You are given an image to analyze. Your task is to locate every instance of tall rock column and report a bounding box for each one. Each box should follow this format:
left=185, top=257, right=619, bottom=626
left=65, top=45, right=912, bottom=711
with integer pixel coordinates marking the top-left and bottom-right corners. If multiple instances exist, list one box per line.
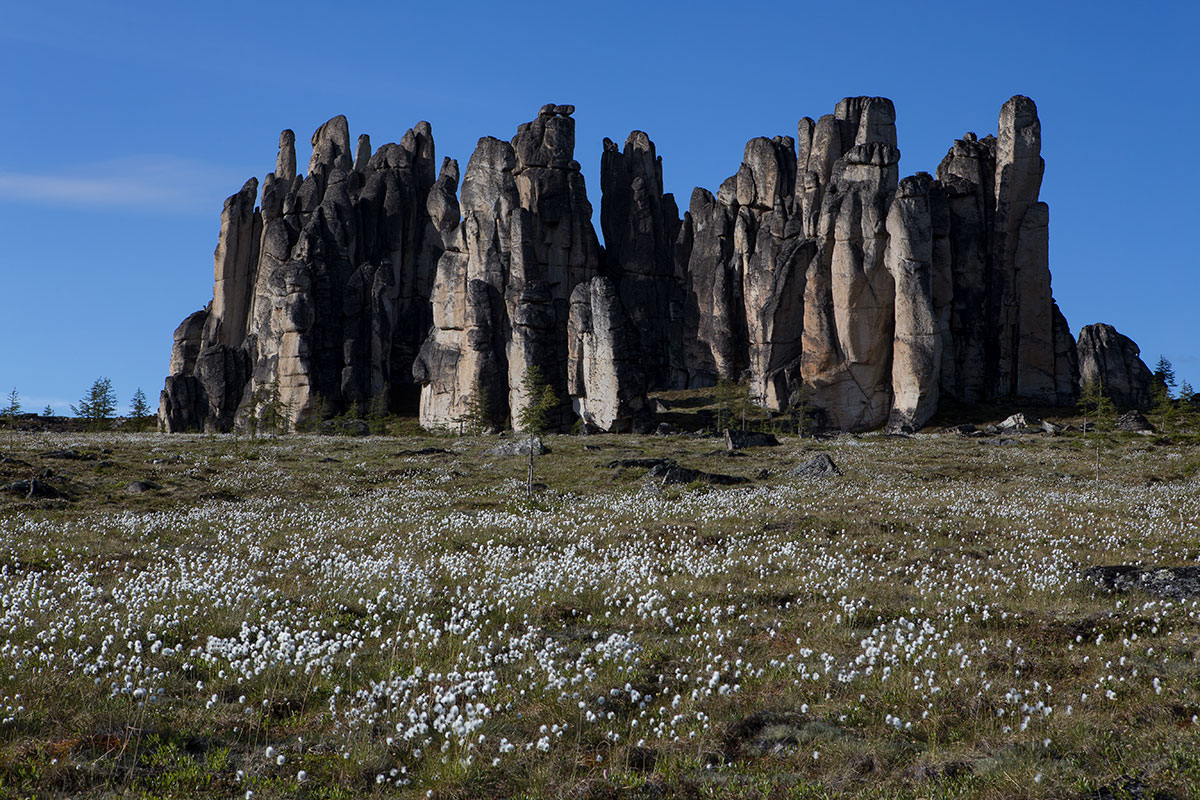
left=681, top=187, right=738, bottom=386
left=886, top=173, right=942, bottom=431
left=414, top=137, right=517, bottom=429
left=207, top=178, right=261, bottom=348
left=992, top=95, right=1060, bottom=402
left=684, top=135, right=796, bottom=389
left=567, top=276, right=647, bottom=432
left=935, top=132, right=995, bottom=403
left=506, top=105, right=601, bottom=427
left=600, top=131, right=685, bottom=388
left=414, top=105, right=601, bottom=431
left=802, top=98, right=900, bottom=431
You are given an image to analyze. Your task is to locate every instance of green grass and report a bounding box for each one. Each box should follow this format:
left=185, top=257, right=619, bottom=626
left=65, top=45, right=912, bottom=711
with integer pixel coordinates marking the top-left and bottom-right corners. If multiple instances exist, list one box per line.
left=0, top=405, right=1199, bottom=798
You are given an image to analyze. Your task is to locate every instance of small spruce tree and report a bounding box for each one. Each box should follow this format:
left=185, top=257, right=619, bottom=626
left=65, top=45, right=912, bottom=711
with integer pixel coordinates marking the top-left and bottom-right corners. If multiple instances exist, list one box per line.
left=516, top=366, right=558, bottom=497
left=1079, top=378, right=1116, bottom=433
left=367, top=393, right=389, bottom=435
left=3, top=388, right=20, bottom=418
left=303, top=394, right=328, bottom=434
left=1179, top=380, right=1199, bottom=429
left=72, top=377, right=117, bottom=430
left=462, top=380, right=492, bottom=435
left=129, top=388, right=152, bottom=431
left=790, top=382, right=815, bottom=437
left=2, top=388, right=19, bottom=446
left=254, top=379, right=290, bottom=436
left=1150, top=380, right=1177, bottom=436
left=42, top=405, right=53, bottom=417
left=1153, top=356, right=1176, bottom=395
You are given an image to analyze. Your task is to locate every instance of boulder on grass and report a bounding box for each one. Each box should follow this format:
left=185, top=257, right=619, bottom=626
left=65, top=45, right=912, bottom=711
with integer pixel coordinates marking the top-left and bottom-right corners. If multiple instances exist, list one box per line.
left=724, top=429, right=780, bottom=450
left=790, top=453, right=841, bottom=478
left=1116, top=410, right=1153, bottom=432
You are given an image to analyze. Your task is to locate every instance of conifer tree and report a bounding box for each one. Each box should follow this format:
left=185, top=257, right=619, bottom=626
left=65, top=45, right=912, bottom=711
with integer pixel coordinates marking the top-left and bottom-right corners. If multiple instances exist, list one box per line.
left=1153, top=356, right=1176, bottom=396
left=1079, top=379, right=1116, bottom=433
left=516, top=366, right=557, bottom=497
left=2, top=388, right=19, bottom=446
left=129, top=388, right=152, bottom=430
left=72, top=378, right=117, bottom=429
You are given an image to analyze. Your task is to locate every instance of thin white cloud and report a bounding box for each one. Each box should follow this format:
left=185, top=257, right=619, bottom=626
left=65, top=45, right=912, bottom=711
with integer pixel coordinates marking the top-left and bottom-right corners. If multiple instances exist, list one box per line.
left=0, top=156, right=253, bottom=213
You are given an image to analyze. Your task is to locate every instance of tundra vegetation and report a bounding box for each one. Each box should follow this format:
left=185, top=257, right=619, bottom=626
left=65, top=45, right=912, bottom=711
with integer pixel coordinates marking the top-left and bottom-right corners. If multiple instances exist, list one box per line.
left=1, top=393, right=1200, bottom=799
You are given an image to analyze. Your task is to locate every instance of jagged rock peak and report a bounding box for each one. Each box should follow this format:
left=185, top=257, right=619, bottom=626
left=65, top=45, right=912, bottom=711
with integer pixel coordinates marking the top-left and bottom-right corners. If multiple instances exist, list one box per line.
left=308, top=114, right=352, bottom=175
left=513, top=103, right=578, bottom=170
left=414, top=103, right=600, bottom=432
left=835, top=96, right=898, bottom=148
left=161, top=113, right=448, bottom=432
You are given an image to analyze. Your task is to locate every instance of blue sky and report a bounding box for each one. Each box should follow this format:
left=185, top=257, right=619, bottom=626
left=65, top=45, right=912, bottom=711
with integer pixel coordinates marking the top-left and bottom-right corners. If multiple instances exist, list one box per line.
left=1, top=0, right=1197, bottom=414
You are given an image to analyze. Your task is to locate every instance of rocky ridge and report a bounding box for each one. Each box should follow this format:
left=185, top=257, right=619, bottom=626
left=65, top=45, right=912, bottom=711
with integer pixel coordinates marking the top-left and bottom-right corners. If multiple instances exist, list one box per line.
left=161, top=96, right=1130, bottom=434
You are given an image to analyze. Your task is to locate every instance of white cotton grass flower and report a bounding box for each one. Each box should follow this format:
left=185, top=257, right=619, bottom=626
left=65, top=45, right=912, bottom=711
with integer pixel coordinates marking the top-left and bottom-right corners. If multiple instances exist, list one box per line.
left=2, top=430, right=1198, bottom=795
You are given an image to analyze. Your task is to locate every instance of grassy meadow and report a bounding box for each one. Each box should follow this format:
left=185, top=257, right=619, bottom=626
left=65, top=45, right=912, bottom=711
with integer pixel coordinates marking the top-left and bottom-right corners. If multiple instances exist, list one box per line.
left=1, top=399, right=1199, bottom=799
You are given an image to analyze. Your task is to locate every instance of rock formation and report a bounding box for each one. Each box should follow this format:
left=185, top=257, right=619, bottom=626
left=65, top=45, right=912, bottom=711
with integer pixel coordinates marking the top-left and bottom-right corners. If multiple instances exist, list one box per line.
left=800, top=98, right=902, bottom=430
left=1077, top=323, right=1153, bottom=409
left=886, top=172, right=944, bottom=432
left=163, top=96, right=1122, bottom=435
left=412, top=104, right=601, bottom=432
left=600, top=133, right=685, bottom=389
left=567, top=276, right=647, bottom=432
left=934, top=99, right=1078, bottom=408
left=161, top=114, right=439, bottom=432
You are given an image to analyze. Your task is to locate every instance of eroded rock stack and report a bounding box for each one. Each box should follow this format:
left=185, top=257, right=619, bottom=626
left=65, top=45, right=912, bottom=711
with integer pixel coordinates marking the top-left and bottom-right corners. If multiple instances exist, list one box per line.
left=412, top=104, right=601, bottom=431
left=1077, top=323, right=1153, bottom=409
left=567, top=276, right=647, bottom=432
left=163, top=96, right=1113, bottom=435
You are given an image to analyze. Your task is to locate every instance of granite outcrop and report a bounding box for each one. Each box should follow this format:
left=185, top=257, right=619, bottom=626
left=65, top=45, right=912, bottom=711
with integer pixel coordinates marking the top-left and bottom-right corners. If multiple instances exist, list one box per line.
left=162, top=96, right=1124, bottom=434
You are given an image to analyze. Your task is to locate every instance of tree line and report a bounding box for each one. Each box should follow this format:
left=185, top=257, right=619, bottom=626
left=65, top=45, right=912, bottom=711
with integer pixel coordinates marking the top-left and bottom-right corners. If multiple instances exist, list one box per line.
left=2, top=378, right=155, bottom=431
left=6, top=356, right=1198, bottom=437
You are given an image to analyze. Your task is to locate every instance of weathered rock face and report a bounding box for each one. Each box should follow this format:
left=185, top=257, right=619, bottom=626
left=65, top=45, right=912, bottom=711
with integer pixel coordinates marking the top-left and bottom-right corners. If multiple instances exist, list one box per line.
left=164, top=96, right=1113, bottom=435
left=684, top=134, right=805, bottom=400
left=681, top=186, right=741, bottom=386
left=161, top=115, right=440, bottom=431
left=886, top=172, right=943, bottom=432
left=743, top=211, right=813, bottom=411
left=567, top=276, right=646, bottom=432
left=1077, top=323, right=1153, bottom=409
left=801, top=99, right=901, bottom=431
left=413, top=105, right=600, bottom=431
left=600, top=132, right=685, bottom=389
left=934, top=97, right=1078, bottom=408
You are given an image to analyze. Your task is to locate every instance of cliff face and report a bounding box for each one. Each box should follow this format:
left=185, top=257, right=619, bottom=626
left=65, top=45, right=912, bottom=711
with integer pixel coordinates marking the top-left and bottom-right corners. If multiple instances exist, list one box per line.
left=162, top=96, right=1101, bottom=434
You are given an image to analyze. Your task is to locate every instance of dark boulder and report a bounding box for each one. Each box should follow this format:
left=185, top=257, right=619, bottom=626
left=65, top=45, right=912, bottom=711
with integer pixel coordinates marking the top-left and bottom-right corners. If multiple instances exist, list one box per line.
left=1084, top=566, right=1200, bottom=599
left=724, top=429, right=780, bottom=450
left=790, top=453, right=841, bottom=478
left=1116, top=410, right=1153, bottom=432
